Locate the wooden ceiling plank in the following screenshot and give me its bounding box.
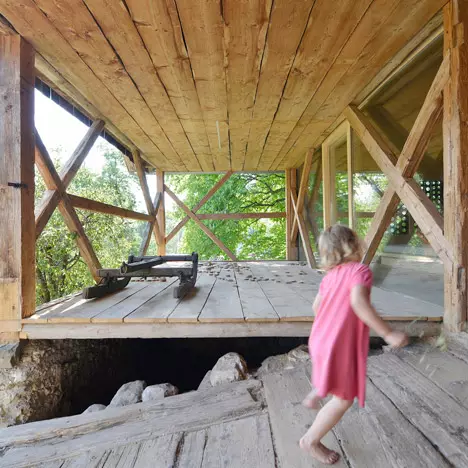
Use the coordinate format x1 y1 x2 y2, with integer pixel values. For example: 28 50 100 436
126 0 214 172
223 0 273 171
34 0 187 171
0 0 171 168
281 0 446 168
243 0 315 171
259 0 374 170
80 0 200 171
175 0 230 171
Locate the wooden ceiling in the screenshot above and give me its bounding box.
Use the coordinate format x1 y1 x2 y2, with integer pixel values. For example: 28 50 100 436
0 0 447 172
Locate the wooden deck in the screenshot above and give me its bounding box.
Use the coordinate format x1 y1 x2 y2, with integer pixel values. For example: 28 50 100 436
22 262 443 339
1 334 467 467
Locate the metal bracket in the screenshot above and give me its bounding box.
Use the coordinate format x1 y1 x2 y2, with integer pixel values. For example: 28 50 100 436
8 182 28 189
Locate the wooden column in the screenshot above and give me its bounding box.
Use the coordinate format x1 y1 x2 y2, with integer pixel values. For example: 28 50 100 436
322 143 334 228
443 1 468 332
0 35 35 335
285 169 298 260
347 123 356 230
156 170 166 255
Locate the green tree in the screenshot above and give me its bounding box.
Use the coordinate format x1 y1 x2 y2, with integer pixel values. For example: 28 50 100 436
163 173 286 260
35 149 142 305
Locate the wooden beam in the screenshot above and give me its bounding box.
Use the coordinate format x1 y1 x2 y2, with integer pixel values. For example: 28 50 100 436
138 193 162 256
155 170 166 255
291 150 314 242
132 150 162 246
34 134 101 281
345 105 454 268
285 169 298 260
321 143 333 228
68 195 152 222
290 191 316 269
165 186 238 261
166 172 233 243
443 0 468 332
0 35 35 325
196 213 286 220
347 123 355 230
60 119 105 188
34 120 104 238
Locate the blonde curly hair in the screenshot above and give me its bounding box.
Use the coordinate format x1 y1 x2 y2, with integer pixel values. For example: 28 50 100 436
319 224 364 270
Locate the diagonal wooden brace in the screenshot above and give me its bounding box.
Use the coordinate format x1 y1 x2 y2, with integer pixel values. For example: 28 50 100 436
165 185 238 261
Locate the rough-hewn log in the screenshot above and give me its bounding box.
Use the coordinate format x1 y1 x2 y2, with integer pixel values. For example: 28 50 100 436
68 195 152 222
165 186 238 261
443 1 468 332
0 35 35 325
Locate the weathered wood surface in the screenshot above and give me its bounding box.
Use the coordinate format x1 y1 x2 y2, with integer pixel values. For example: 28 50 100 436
334 380 450 468
368 353 468 466
263 366 346 468
0 381 262 467
0 35 35 325
199 269 244 322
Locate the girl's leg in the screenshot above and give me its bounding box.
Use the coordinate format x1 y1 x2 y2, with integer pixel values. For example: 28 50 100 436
302 389 322 409
300 396 353 465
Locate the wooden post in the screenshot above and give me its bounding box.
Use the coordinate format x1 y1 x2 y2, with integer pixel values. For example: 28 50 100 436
443 1 468 332
156 170 166 255
0 35 35 332
285 169 298 260
322 144 333 228
347 123 356 230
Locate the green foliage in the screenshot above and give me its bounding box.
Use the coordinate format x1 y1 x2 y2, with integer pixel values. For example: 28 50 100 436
163 173 286 260
35 150 142 305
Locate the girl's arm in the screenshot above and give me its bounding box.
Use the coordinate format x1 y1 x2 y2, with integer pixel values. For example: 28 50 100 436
350 285 408 348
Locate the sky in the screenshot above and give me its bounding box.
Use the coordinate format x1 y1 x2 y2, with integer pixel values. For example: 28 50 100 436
35 91 156 207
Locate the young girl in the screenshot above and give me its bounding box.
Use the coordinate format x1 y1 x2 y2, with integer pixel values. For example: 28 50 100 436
300 225 408 465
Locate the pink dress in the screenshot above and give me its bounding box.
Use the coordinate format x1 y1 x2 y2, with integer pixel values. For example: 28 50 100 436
309 262 373 407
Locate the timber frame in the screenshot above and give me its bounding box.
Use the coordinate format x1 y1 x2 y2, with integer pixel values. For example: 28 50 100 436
1 2 467 338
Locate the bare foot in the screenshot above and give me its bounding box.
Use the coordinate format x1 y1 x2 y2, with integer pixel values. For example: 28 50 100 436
299 438 340 465
302 390 321 409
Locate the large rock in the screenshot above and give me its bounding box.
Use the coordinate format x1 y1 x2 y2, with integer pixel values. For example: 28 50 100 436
83 404 106 414
256 345 310 379
142 383 179 402
198 371 212 390
210 353 248 387
108 380 146 408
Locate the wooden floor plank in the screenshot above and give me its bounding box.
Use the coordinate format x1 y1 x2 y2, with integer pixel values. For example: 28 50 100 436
100 443 141 468
334 381 450 468
0 382 262 467
174 430 207 467
263 367 346 468
448 333 468 364
198 269 244 323
167 274 216 323
201 414 275 468
45 283 148 323
92 281 176 323
132 434 182 468
371 287 443 318
234 267 279 322
368 353 468 467
124 279 181 323
396 344 468 409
